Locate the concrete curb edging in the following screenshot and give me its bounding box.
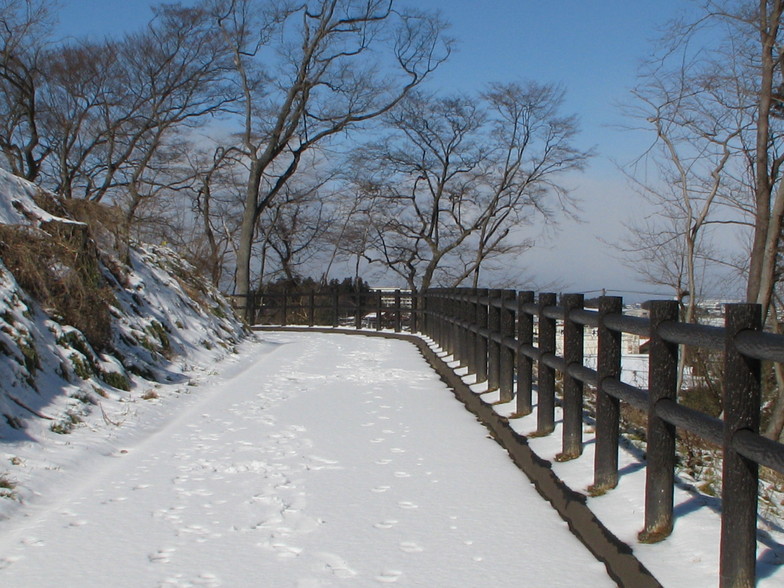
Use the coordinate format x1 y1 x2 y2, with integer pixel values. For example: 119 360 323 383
253 326 662 587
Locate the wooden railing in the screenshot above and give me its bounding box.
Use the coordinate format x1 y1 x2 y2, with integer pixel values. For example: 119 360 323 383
252 286 784 588
252 288 415 332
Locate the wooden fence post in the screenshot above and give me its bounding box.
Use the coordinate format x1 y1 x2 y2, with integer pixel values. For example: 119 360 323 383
431 289 441 346
488 289 502 391
639 300 679 542
447 289 458 359
394 289 402 333
412 292 419 333
720 304 761 588
559 293 584 461
465 289 478 376
475 289 489 385
537 292 557 435
354 289 362 329
332 287 340 327
375 291 382 331
249 292 258 325
459 289 471 370
516 291 535 416
499 289 516 403
282 289 289 327
591 296 623 493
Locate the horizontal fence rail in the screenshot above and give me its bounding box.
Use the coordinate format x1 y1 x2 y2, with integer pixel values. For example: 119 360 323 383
247 286 784 588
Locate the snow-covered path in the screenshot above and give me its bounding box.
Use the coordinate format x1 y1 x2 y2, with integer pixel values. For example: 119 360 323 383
0 332 614 587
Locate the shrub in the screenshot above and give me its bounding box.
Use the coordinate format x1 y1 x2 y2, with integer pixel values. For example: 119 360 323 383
101 371 130 391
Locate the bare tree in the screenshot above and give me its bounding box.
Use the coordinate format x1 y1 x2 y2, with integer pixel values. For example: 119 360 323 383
256 164 335 283
0 0 53 180
465 82 587 286
357 92 485 291
113 4 235 224
186 145 246 288
624 0 784 439
1 0 235 231
38 39 121 199
353 83 589 291
211 0 451 320
622 56 745 323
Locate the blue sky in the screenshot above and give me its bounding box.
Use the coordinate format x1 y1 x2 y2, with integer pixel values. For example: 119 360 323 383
54 0 700 300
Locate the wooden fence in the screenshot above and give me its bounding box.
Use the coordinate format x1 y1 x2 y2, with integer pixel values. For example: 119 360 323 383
254 287 784 588
253 288 414 332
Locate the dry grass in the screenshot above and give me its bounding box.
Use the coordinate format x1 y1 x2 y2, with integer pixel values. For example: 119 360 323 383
0 219 114 351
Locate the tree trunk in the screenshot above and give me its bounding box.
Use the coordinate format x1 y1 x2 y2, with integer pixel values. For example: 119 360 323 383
754 180 784 323
235 160 262 323
747 0 781 303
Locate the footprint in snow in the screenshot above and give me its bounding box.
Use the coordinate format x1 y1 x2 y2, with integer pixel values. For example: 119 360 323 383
264 541 303 559
315 552 357 578
375 569 403 583
399 541 424 553
373 519 398 529
21 537 45 547
0 556 20 569
308 455 339 465
149 547 176 563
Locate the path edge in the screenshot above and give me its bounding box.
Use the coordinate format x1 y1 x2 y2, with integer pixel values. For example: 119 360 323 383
253 327 661 588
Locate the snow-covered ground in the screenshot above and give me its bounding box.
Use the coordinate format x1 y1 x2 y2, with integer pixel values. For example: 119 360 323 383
0 332 615 587
0 329 782 587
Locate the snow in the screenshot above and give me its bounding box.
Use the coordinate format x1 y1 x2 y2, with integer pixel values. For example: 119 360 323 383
0 330 781 586
0 332 614 586
0 171 75 227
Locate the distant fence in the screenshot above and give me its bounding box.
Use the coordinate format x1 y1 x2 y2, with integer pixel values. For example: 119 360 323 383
249 287 784 588
246 288 415 332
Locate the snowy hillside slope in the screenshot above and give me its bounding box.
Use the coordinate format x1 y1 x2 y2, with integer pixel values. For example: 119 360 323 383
0 169 248 510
